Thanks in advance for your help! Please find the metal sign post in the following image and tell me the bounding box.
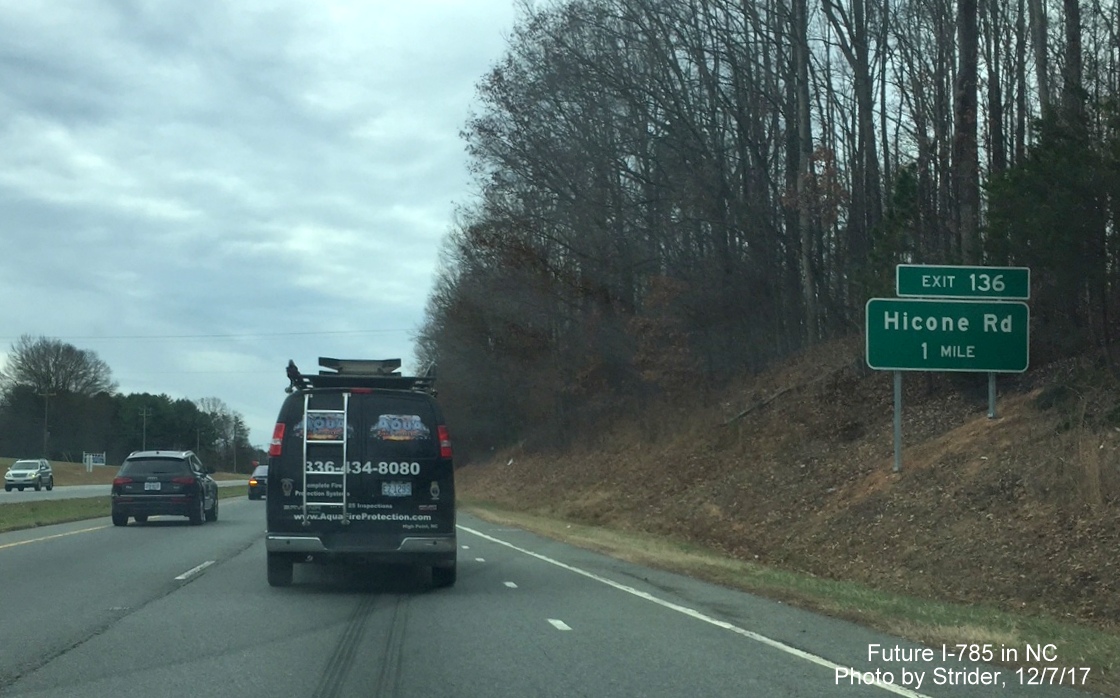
[893,372,902,473]
[988,372,997,419]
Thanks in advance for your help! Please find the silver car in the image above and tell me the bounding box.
[4,459,54,492]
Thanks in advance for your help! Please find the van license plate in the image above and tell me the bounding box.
[381,481,411,497]
[144,482,161,491]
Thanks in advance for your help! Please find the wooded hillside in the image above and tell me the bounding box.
[419,0,1120,459]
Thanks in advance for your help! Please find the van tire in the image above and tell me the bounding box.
[432,563,456,588]
[268,553,293,587]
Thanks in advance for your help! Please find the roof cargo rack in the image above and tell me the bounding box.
[285,357,436,394]
[318,357,401,376]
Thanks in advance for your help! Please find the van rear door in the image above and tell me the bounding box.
[269,390,453,537]
[348,391,454,535]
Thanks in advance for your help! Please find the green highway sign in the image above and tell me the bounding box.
[866,298,1029,372]
[896,264,1030,299]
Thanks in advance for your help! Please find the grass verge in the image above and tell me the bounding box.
[0,486,249,534]
[462,498,1120,696]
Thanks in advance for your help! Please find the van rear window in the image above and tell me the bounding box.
[305,412,346,441]
[355,396,438,459]
[371,414,430,441]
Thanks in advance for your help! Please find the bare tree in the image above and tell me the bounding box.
[953,0,980,263]
[793,0,819,342]
[1061,0,1084,124]
[0,335,117,397]
[196,396,232,452]
[1014,0,1029,163]
[822,0,883,271]
[1029,0,1051,115]
[983,0,1008,175]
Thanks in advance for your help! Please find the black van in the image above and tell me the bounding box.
[265,358,456,588]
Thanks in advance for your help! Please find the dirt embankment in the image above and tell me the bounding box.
[458,336,1120,628]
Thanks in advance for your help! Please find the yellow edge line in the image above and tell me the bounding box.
[0,525,109,551]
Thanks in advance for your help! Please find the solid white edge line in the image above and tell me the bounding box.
[458,524,931,698]
[548,619,571,631]
[174,560,216,581]
[0,525,108,551]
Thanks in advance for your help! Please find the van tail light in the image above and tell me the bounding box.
[112,477,133,487]
[438,425,453,459]
[172,476,197,486]
[269,422,286,457]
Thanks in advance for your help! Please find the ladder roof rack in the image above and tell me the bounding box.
[285,357,436,394]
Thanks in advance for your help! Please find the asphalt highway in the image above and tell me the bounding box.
[0,502,1094,698]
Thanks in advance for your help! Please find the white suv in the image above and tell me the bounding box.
[4,459,54,492]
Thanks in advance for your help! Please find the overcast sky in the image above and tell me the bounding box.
[0,1,520,449]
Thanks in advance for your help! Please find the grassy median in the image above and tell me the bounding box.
[0,486,248,534]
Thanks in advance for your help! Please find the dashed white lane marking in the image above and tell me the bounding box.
[458,525,931,698]
[0,525,108,551]
[548,619,571,631]
[174,560,215,581]
[461,545,470,549]
[504,581,518,588]
[475,557,486,562]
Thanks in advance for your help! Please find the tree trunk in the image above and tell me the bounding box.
[1061,0,1083,125]
[793,0,818,344]
[986,0,1007,175]
[1014,0,1028,164]
[954,0,980,264]
[1028,0,1051,117]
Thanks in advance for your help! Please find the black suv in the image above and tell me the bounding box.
[265,358,456,588]
[111,450,219,526]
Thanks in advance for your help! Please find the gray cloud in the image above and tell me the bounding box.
[0,1,516,446]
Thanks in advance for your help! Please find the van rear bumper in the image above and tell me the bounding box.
[266,533,456,556]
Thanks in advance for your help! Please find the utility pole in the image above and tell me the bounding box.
[139,407,152,451]
[229,421,238,473]
[38,390,56,458]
